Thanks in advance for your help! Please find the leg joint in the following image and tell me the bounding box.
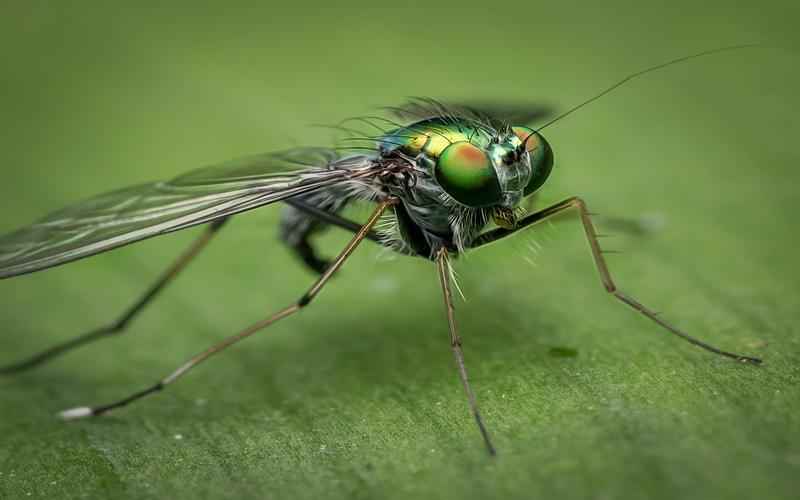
[297,294,312,308]
[567,195,586,210]
[210,216,229,231]
[108,317,133,333]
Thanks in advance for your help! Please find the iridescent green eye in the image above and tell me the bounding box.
[513,126,554,195]
[434,141,501,207]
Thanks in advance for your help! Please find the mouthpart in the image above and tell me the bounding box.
[492,206,517,229]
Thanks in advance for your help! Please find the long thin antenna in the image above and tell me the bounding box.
[531,44,760,136]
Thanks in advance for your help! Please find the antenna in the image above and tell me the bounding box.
[524,44,760,147]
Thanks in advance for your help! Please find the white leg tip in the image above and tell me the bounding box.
[59,406,93,420]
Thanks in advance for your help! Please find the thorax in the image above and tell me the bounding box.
[376,118,494,256]
[378,118,495,164]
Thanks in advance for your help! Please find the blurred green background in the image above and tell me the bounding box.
[1,2,798,499]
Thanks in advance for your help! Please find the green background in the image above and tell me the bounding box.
[1,2,798,499]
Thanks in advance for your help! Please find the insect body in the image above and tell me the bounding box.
[0,47,761,456]
[377,118,553,234]
[280,116,553,269]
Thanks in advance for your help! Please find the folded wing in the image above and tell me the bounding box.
[0,148,381,278]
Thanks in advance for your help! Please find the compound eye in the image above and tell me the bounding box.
[511,126,539,153]
[512,126,554,195]
[434,141,502,207]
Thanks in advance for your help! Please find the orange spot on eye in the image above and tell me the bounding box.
[512,126,531,139]
[513,126,540,152]
[525,135,541,152]
[457,145,486,165]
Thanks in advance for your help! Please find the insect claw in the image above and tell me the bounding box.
[738,356,763,365]
[59,406,94,420]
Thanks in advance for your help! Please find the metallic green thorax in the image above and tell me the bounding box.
[378,118,497,159]
[377,118,553,213]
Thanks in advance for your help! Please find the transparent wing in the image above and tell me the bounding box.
[387,98,555,127]
[0,148,382,278]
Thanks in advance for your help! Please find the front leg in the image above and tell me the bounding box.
[471,196,762,364]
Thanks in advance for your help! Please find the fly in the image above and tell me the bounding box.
[0,45,762,456]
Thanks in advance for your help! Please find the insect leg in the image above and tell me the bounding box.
[283,198,382,242]
[471,197,762,364]
[0,218,229,375]
[282,198,382,274]
[524,194,658,237]
[58,199,394,420]
[435,248,496,456]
